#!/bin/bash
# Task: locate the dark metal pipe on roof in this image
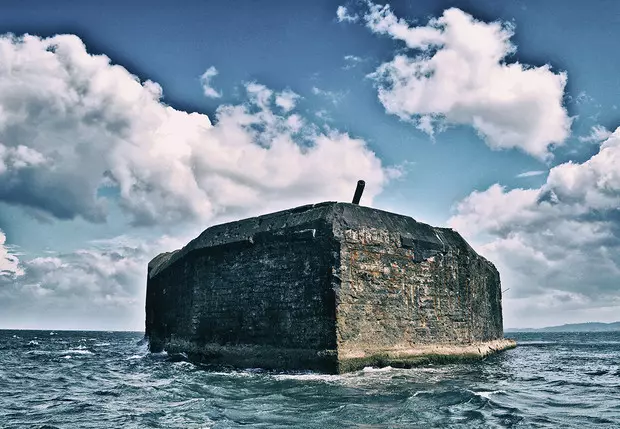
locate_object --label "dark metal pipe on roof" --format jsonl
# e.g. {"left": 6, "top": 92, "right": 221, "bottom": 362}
{"left": 352, "top": 180, "right": 365, "bottom": 205}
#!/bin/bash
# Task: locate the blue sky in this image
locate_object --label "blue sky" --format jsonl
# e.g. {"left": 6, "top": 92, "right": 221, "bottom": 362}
{"left": 0, "top": 0, "right": 619, "bottom": 330}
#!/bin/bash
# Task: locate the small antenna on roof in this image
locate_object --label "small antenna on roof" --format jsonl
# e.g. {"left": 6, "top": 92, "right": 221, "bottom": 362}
{"left": 352, "top": 180, "right": 365, "bottom": 205}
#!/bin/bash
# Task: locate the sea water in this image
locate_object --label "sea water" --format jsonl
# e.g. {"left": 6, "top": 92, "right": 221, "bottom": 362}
{"left": 1, "top": 330, "right": 619, "bottom": 428}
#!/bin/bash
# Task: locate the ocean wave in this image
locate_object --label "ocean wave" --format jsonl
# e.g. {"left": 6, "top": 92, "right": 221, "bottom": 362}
{"left": 361, "top": 365, "right": 395, "bottom": 373}
{"left": 468, "top": 389, "right": 506, "bottom": 400}
{"left": 272, "top": 372, "right": 342, "bottom": 382}
{"left": 2, "top": 330, "right": 620, "bottom": 428}
{"left": 172, "top": 361, "right": 196, "bottom": 369}
{"left": 126, "top": 354, "right": 147, "bottom": 360}
{"left": 60, "top": 349, "right": 94, "bottom": 355}
{"left": 26, "top": 350, "right": 52, "bottom": 356}
{"left": 584, "top": 369, "right": 609, "bottom": 376}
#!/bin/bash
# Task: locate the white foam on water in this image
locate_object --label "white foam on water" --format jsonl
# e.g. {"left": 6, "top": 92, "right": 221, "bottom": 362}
{"left": 61, "top": 349, "right": 93, "bottom": 355}
{"left": 272, "top": 372, "right": 343, "bottom": 382}
{"left": 93, "top": 342, "right": 111, "bottom": 347}
{"left": 209, "top": 370, "right": 257, "bottom": 378}
{"left": 470, "top": 390, "right": 506, "bottom": 400}
{"left": 169, "top": 398, "right": 205, "bottom": 408}
{"left": 362, "top": 366, "right": 394, "bottom": 373}
{"left": 26, "top": 350, "right": 52, "bottom": 356}
{"left": 126, "top": 354, "right": 146, "bottom": 360}
{"left": 28, "top": 340, "right": 39, "bottom": 346}
{"left": 62, "top": 355, "right": 72, "bottom": 359}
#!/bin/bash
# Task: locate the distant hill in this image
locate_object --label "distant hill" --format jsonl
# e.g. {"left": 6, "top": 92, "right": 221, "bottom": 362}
{"left": 506, "top": 322, "right": 620, "bottom": 333}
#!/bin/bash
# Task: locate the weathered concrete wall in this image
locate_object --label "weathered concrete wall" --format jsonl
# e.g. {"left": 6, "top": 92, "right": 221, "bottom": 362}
{"left": 146, "top": 202, "right": 513, "bottom": 373}
{"left": 327, "top": 204, "right": 505, "bottom": 371}
{"left": 146, "top": 207, "right": 341, "bottom": 371}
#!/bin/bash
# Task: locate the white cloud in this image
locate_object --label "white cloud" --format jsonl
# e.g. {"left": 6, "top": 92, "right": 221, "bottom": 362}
{"left": 0, "top": 230, "right": 22, "bottom": 277}
{"left": 343, "top": 55, "right": 364, "bottom": 69}
{"left": 337, "top": 6, "right": 359, "bottom": 23}
{"left": 312, "top": 86, "right": 346, "bottom": 105}
{"left": 449, "top": 127, "right": 620, "bottom": 327}
{"left": 578, "top": 125, "right": 612, "bottom": 143}
{"left": 344, "top": 54, "right": 362, "bottom": 62}
{"left": 360, "top": 3, "right": 571, "bottom": 159}
{"left": 274, "top": 88, "right": 300, "bottom": 112}
{"left": 0, "top": 231, "right": 201, "bottom": 330}
{"left": 0, "top": 34, "right": 390, "bottom": 227}
{"left": 199, "top": 66, "right": 222, "bottom": 98}
{"left": 315, "top": 109, "right": 332, "bottom": 121}
{"left": 516, "top": 170, "right": 545, "bottom": 178}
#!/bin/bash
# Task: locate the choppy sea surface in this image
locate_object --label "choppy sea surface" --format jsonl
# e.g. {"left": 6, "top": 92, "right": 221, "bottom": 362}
{"left": 1, "top": 330, "right": 620, "bottom": 428}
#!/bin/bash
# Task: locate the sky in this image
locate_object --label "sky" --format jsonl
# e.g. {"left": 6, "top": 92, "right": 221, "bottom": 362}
{"left": 0, "top": 0, "right": 619, "bottom": 330}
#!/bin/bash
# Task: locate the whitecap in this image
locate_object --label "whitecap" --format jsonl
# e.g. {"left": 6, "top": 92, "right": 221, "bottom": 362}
{"left": 61, "top": 349, "right": 93, "bottom": 355}
{"left": 362, "top": 366, "right": 394, "bottom": 373}
{"left": 206, "top": 370, "right": 262, "bottom": 379}
{"left": 150, "top": 351, "right": 168, "bottom": 358}
{"left": 93, "top": 342, "right": 111, "bottom": 347}
{"left": 469, "top": 390, "right": 506, "bottom": 400}
{"left": 26, "top": 350, "right": 51, "bottom": 356}
{"left": 28, "top": 340, "right": 39, "bottom": 346}
{"left": 272, "top": 372, "right": 342, "bottom": 382}
{"left": 126, "top": 354, "right": 147, "bottom": 360}
{"left": 516, "top": 341, "right": 557, "bottom": 346}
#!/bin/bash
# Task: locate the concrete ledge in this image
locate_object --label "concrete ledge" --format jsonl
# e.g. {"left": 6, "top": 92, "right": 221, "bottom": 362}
{"left": 156, "top": 337, "right": 516, "bottom": 374}
{"left": 337, "top": 338, "right": 517, "bottom": 373}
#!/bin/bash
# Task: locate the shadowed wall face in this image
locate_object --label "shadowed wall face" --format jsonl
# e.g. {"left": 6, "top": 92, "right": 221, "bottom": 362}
{"left": 146, "top": 220, "right": 338, "bottom": 355}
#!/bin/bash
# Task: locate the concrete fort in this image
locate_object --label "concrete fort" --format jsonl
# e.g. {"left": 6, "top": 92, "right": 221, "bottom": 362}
{"left": 145, "top": 200, "right": 515, "bottom": 373}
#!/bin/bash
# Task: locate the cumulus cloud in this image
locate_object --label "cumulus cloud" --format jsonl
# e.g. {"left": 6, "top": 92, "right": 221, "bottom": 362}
{"left": 578, "top": 125, "right": 612, "bottom": 143}
{"left": 352, "top": 3, "right": 571, "bottom": 159}
{"left": 274, "top": 88, "right": 299, "bottom": 112}
{"left": 0, "top": 229, "right": 22, "bottom": 277}
{"left": 337, "top": 6, "right": 359, "bottom": 23}
{"left": 0, "top": 34, "right": 390, "bottom": 227}
{"left": 449, "top": 127, "right": 620, "bottom": 326}
{"left": 0, "top": 233, "right": 193, "bottom": 330}
{"left": 199, "top": 66, "right": 222, "bottom": 98}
